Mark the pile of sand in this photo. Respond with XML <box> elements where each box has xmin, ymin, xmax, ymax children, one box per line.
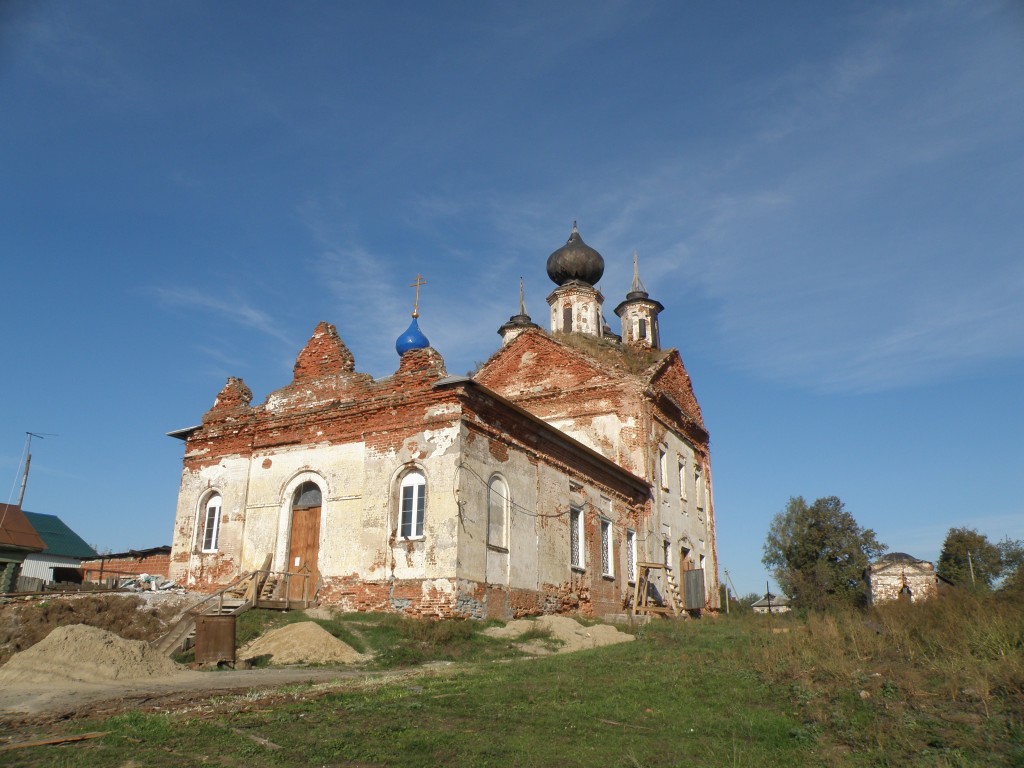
<box><xmin>484</xmin><ymin>615</ymin><xmax>635</xmax><ymax>655</ymax></box>
<box><xmin>239</xmin><ymin>622</ymin><xmax>368</xmax><ymax>665</ymax></box>
<box><xmin>0</xmin><ymin>624</ymin><xmax>182</xmax><ymax>684</ymax></box>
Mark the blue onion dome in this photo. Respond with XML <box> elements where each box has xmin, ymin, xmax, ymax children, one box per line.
<box><xmin>396</xmin><ymin>317</ymin><xmax>430</xmax><ymax>356</ymax></box>
<box><xmin>546</xmin><ymin>221</ymin><xmax>605</xmax><ymax>286</ymax></box>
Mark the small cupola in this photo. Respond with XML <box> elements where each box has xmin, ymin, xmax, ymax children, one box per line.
<box><xmin>498</xmin><ymin>278</ymin><xmax>540</xmax><ymax>346</ymax></box>
<box><xmin>614</xmin><ymin>251</ymin><xmax>664</xmax><ymax>349</ymax></box>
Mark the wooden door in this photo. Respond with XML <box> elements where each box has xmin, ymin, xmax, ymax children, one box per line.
<box><xmin>287</xmin><ymin>505</ymin><xmax>321</xmax><ymax>602</ymax></box>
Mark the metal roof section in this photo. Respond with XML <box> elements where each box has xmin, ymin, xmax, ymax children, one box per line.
<box><xmin>22</xmin><ymin>511</ymin><xmax>98</xmax><ymax>560</ymax></box>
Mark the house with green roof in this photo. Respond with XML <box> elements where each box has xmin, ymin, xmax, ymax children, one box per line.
<box><xmin>19</xmin><ymin>512</ymin><xmax>98</xmax><ymax>587</ymax></box>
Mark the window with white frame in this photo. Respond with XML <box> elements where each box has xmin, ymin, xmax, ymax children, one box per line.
<box><xmin>487</xmin><ymin>475</ymin><xmax>508</xmax><ymax>549</ymax></box>
<box><xmin>201</xmin><ymin>493</ymin><xmax>222</xmax><ymax>553</ymax></box>
<box><xmin>600</xmin><ymin>518</ymin><xmax>613</xmax><ymax>577</ymax></box>
<box><xmin>658</xmin><ymin>449</ymin><xmax>668</xmax><ymax>490</ymax></box>
<box><xmin>626</xmin><ymin>529</ymin><xmax>636</xmax><ymax>583</ymax></box>
<box><xmin>399</xmin><ymin>471</ymin><xmax>426</xmax><ymax>539</ymax></box>
<box><xmin>695</xmin><ymin>466</ymin><xmax>705</xmax><ymax>512</ymax></box>
<box><xmin>569</xmin><ymin>505</ymin><xmax>584</xmax><ymax>570</ymax></box>
<box><xmin>678</xmin><ymin>458</ymin><xmax>687</xmax><ymax>501</ymax></box>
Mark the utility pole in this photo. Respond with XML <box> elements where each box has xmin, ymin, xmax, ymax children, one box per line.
<box><xmin>15</xmin><ymin>432</ymin><xmax>56</xmax><ymax>508</ymax></box>
<box><xmin>723</xmin><ymin>568</ymin><xmax>740</xmax><ymax>615</ymax></box>
<box><xmin>967</xmin><ymin>549</ymin><xmax>976</xmax><ymax>587</ymax></box>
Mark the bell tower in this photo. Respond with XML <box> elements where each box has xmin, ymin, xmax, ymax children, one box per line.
<box><xmin>545</xmin><ymin>222</ymin><xmax>606</xmax><ymax>338</ymax></box>
<box><xmin>614</xmin><ymin>251</ymin><xmax>663</xmax><ymax>349</ymax></box>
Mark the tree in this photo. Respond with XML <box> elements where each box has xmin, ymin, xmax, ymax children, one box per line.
<box><xmin>762</xmin><ymin>496</ymin><xmax>886</xmax><ymax>610</ymax></box>
<box><xmin>998</xmin><ymin>538</ymin><xmax>1024</xmax><ymax>590</ymax></box>
<box><xmin>937</xmin><ymin>527</ymin><xmax>1004</xmax><ymax>589</ymax></box>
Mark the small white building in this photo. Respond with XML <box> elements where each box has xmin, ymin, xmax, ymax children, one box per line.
<box><xmin>751</xmin><ymin>592</ymin><xmax>791</xmax><ymax>614</ymax></box>
<box><xmin>866</xmin><ymin>552</ymin><xmax>939</xmax><ymax>605</ymax></box>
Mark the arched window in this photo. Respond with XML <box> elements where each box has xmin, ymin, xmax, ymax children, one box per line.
<box><xmin>292</xmin><ymin>481</ymin><xmax>322</xmax><ymax>509</ymax></box>
<box><xmin>201</xmin><ymin>493</ymin><xmax>222</xmax><ymax>553</ymax></box>
<box><xmin>399</xmin><ymin>471</ymin><xmax>426</xmax><ymax>539</ymax></box>
<box><xmin>487</xmin><ymin>475</ymin><xmax>508</xmax><ymax>549</ymax></box>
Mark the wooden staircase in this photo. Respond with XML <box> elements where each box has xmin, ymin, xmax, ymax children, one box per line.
<box><xmin>631</xmin><ymin>562</ymin><xmax>680</xmax><ymax>618</ymax></box>
<box><xmin>664</xmin><ymin>566</ymin><xmax>684</xmax><ymax>616</ymax></box>
<box><xmin>152</xmin><ymin>559</ymin><xmax>320</xmax><ymax>656</ymax></box>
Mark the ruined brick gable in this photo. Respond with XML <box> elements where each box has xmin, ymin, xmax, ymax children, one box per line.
<box><xmin>646</xmin><ymin>351</ymin><xmax>706</xmax><ymax>434</ymax></box>
<box><xmin>293</xmin><ymin>321</ymin><xmax>355</xmax><ymax>379</ymax></box>
<box><xmin>474</xmin><ymin>329</ymin><xmax>622</xmax><ymax>398</ymax></box>
<box><xmin>184</xmin><ymin>327</ymin><xmax>454</xmax><ymax>469</ymax></box>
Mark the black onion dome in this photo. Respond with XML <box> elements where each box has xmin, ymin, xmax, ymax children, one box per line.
<box><xmin>546</xmin><ymin>223</ymin><xmax>604</xmax><ymax>286</ymax></box>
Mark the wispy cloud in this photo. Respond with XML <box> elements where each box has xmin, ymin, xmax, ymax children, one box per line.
<box><xmin>154</xmin><ymin>286</ymin><xmax>295</xmax><ymax>347</ymax></box>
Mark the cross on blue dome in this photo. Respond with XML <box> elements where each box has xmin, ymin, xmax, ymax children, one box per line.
<box><xmin>396</xmin><ymin>273</ymin><xmax>430</xmax><ymax>356</ymax></box>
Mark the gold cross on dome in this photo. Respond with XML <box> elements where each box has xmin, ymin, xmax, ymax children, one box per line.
<box><xmin>410</xmin><ymin>274</ymin><xmax>427</xmax><ymax>318</ymax></box>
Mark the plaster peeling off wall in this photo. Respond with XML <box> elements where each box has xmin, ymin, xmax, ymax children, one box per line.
<box><xmin>422</xmin><ymin>426</ymin><xmax>459</xmax><ymax>458</ymax></box>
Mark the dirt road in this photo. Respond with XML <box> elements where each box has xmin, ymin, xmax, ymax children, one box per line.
<box><xmin>0</xmin><ymin>666</ymin><xmax>371</xmax><ymax>726</ymax></box>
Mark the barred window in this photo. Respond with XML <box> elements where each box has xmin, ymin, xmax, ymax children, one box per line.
<box><xmin>569</xmin><ymin>505</ymin><xmax>584</xmax><ymax>570</ymax></box>
<box><xmin>600</xmin><ymin>519</ymin><xmax>613</xmax><ymax>577</ymax></box>
<box><xmin>626</xmin><ymin>529</ymin><xmax>636</xmax><ymax>583</ymax></box>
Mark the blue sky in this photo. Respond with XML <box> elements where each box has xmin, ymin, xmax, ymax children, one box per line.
<box><xmin>2</xmin><ymin>1</ymin><xmax>1021</xmax><ymax>595</ymax></box>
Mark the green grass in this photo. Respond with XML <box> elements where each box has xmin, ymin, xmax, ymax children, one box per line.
<box><xmin>4</xmin><ymin>595</ymin><xmax>1022</xmax><ymax>767</ymax></box>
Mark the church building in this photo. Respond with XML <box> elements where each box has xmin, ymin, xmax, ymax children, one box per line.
<box><xmin>167</xmin><ymin>225</ymin><xmax>719</xmax><ymax>619</ymax></box>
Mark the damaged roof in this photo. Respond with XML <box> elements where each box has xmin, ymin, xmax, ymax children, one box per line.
<box><xmin>0</xmin><ymin>504</ymin><xmax>46</xmax><ymax>553</ymax></box>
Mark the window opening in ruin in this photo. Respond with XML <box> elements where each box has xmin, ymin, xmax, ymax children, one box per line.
<box><xmin>681</xmin><ymin>544</ymin><xmax>693</xmax><ymax>571</ymax></box>
<box><xmin>663</xmin><ymin>539</ymin><xmax>671</xmax><ymax>568</ymax></box>
<box><xmin>626</xmin><ymin>529</ymin><xmax>636</xmax><ymax>583</ymax></box>
<box><xmin>201</xmin><ymin>493</ymin><xmax>222</xmax><ymax>553</ymax></box>
<box><xmin>487</xmin><ymin>475</ymin><xmax>508</xmax><ymax>550</ymax></box>
<box><xmin>600</xmin><ymin>519</ymin><xmax>613</xmax><ymax>577</ymax></box>
<box><xmin>639</xmin><ymin>318</ymin><xmax>647</xmax><ymax>340</ymax></box>
<box><xmin>570</xmin><ymin>505</ymin><xmax>584</xmax><ymax>570</ymax></box>
<box><xmin>399</xmin><ymin>471</ymin><xmax>426</xmax><ymax>539</ymax></box>
<box><xmin>563</xmin><ymin>304</ymin><xmax>573</xmax><ymax>332</ymax></box>
<box><xmin>695</xmin><ymin>466</ymin><xmax>705</xmax><ymax>512</ymax></box>
<box><xmin>658</xmin><ymin>449</ymin><xmax>668</xmax><ymax>490</ymax></box>
<box><xmin>678</xmin><ymin>459</ymin><xmax>687</xmax><ymax>502</ymax></box>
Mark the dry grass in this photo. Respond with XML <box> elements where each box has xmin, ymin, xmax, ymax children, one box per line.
<box><xmin>746</xmin><ymin>591</ymin><xmax>1024</xmax><ymax>764</ymax></box>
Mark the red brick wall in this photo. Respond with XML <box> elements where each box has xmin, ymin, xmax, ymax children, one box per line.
<box><xmin>81</xmin><ymin>554</ymin><xmax>171</xmax><ymax>581</ymax></box>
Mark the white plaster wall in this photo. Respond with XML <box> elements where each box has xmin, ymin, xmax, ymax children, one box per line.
<box><xmin>171</xmin><ymin>422</ymin><xmax>465</xmax><ymax>589</ymax></box>
<box><xmin>169</xmin><ymin>455</ymin><xmax>251</xmax><ymax>585</ymax></box>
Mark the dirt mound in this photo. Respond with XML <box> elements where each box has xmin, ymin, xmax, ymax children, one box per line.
<box><xmin>484</xmin><ymin>615</ymin><xmax>635</xmax><ymax>654</ymax></box>
<box><xmin>0</xmin><ymin>592</ymin><xmax>199</xmax><ymax>666</ymax></box>
<box><xmin>0</xmin><ymin>624</ymin><xmax>182</xmax><ymax>684</ymax></box>
<box><xmin>239</xmin><ymin>622</ymin><xmax>368</xmax><ymax>665</ymax></box>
